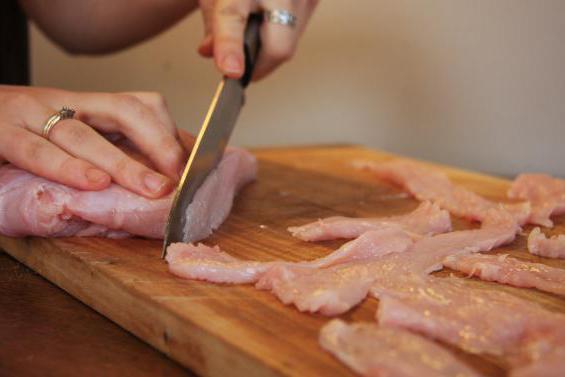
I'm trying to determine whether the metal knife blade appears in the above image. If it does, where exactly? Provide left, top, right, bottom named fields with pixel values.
left=162, top=14, right=262, bottom=257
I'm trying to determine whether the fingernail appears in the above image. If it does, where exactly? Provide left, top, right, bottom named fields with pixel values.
left=86, top=168, right=109, bottom=184
left=144, top=173, right=168, bottom=194
left=222, top=54, right=242, bottom=75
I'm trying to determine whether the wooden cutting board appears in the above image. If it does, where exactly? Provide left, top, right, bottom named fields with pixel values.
left=1, top=145, right=564, bottom=377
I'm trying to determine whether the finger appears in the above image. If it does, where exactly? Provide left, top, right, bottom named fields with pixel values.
left=252, top=0, right=303, bottom=81
left=212, top=0, right=254, bottom=78
left=122, top=92, right=177, bottom=135
left=200, top=0, right=215, bottom=36
left=47, top=118, right=173, bottom=198
left=0, top=125, right=110, bottom=191
left=198, top=34, right=214, bottom=57
left=56, top=92, right=186, bottom=180
left=177, top=129, right=196, bottom=151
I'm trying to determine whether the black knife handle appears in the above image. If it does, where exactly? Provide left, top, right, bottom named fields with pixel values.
left=240, top=13, right=262, bottom=87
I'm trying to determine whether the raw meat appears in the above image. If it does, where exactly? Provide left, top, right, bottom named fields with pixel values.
left=361, top=160, right=530, bottom=225
left=288, top=201, right=451, bottom=241
left=0, top=148, right=257, bottom=240
left=166, top=242, right=273, bottom=284
left=443, top=252, right=565, bottom=296
left=508, top=174, right=565, bottom=227
left=319, top=319, right=482, bottom=377
left=167, top=227, right=415, bottom=287
left=375, top=276, right=565, bottom=372
left=257, top=208, right=519, bottom=315
left=257, top=263, right=375, bottom=316
left=527, top=227, right=565, bottom=259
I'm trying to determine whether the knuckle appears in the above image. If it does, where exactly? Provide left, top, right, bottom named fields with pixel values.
left=5, top=92, right=38, bottom=111
left=216, top=2, right=248, bottom=22
left=148, top=92, right=169, bottom=111
left=24, top=139, right=46, bottom=162
left=117, top=94, right=143, bottom=110
left=59, top=157, right=81, bottom=174
left=55, top=121, right=91, bottom=144
left=113, top=156, right=131, bottom=175
left=266, top=44, right=296, bottom=62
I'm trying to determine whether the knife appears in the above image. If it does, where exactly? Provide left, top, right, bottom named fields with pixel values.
left=162, top=14, right=262, bottom=257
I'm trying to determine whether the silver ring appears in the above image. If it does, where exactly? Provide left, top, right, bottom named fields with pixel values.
left=264, top=9, right=297, bottom=28
left=42, top=107, right=76, bottom=139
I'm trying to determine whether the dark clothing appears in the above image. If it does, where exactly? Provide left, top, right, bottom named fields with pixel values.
left=1, top=0, right=29, bottom=85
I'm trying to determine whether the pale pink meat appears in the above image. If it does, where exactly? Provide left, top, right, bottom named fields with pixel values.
left=527, top=227, right=565, bottom=259
left=288, top=201, right=451, bottom=241
left=508, top=174, right=565, bottom=227
left=319, top=319, right=482, bottom=377
left=166, top=227, right=415, bottom=288
left=0, top=148, right=257, bottom=240
left=166, top=243, right=274, bottom=284
left=362, top=160, right=530, bottom=225
left=376, top=277, right=565, bottom=359
left=256, top=209, right=519, bottom=315
left=257, top=263, right=375, bottom=315
left=443, top=252, right=565, bottom=296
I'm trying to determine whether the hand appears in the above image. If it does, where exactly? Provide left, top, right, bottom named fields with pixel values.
left=197, top=0, right=319, bottom=81
left=0, top=86, right=187, bottom=198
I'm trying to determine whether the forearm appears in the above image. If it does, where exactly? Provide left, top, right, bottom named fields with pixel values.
left=19, top=0, right=199, bottom=54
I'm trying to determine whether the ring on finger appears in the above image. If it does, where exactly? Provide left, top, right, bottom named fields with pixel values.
left=42, top=107, right=76, bottom=139
left=264, top=9, right=297, bottom=28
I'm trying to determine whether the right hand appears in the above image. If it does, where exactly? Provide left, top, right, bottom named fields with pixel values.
left=0, top=85, right=187, bottom=198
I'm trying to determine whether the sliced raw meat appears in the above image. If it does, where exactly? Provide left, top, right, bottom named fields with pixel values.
left=256, top=209, right=519, bottom=315
left=320, top=319, right=482, bottom=377
left=527, top=227, right=565, bottom=259
left=508, top=174, right=565, bottom=227
left=0, top=148, right=257, bottom=240
left=257, top=263, right=374, bottom=316
left=361, top=160, right=530, bottom=225
left=166, top=243, right=274, bottom=284
left=167, top=227, right=414, bottom=287
left=443, top=253, right=565, bottom=296
left=389, top=208, right=520, bottom=276
left=304, top=227, right=414, bottom=268
left=288, top=201, right=451, bottom=241
left=376, top=276, right=565, bottom=361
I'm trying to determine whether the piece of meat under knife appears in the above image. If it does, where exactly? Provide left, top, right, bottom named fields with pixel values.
left=0, top=148, right=257, bottom=240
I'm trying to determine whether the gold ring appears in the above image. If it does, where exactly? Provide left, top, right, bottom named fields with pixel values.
left=42, top=107, right=76, bottom=139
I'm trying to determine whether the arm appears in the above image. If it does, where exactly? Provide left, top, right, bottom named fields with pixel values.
left=19, top=0, right=198, bottom=54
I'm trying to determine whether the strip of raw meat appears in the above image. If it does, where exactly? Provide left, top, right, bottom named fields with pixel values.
left=166, top=243, right=274, bottom=284
left=443, top=253, right=565, bottom=296
left=391, top=208, right=520, bottom=276
left=257, top=262, right=375, bottom=315
left=304, top=227, right=414, bottom=268
left=375, top=276, right=565, bottom=371
left=319, top=319, right=482, bottom=377
left=0, top=148, right=257, bottom=240
left=508, top=173, right=565, bottom=227
left=288, top=201, right=451, bottom=241
left=166, top=227, right=415, bottom=287
left=527, top=227, right=565, bottom=259
left=361, top=160, right=530, bottom=225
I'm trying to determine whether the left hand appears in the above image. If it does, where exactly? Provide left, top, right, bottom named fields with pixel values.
left=197, top=0, right=319, bottom=81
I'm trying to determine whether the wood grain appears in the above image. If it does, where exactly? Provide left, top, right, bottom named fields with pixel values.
left=1, top=145, right=564, bottom=377
left=0, top=252, right=192, bottom=377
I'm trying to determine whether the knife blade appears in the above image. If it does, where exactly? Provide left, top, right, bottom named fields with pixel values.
left=162, top=14, right=262, bottom=257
